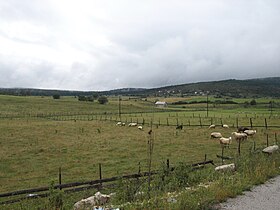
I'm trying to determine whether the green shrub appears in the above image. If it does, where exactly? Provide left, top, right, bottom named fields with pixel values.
left=48, top=181, right=64, bottom=209
left=98, top=96, right=108, bottom=104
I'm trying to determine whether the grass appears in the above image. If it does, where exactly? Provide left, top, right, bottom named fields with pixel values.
left=3, top=152, right=279, bottom=210
left=118, top=152, right=280, bottom=210
left=0, top=94, right=279, bottom=209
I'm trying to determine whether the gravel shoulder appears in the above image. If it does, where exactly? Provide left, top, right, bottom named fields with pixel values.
left=218, top=175, right=280, bottom=210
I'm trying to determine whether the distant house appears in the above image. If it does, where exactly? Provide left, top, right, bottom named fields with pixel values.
left=155, top=101, right=168, bottom=108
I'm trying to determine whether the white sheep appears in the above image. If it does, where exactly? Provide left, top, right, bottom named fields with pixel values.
left=222, top=124, right=229, bottom=128
left=116, top=122, right=122, bottom=126
left=128, top=122, right=137, bottom=127
left=244, top=129, right=256, bottom=136
left=219, top=137, right=232, bottom=147
left=211, top=132, right=223, bottom=138
left=208, top=124, right=216, bottom=129
left=138, top=126, right=143, bottom=130
left=262, top=145, right=279, bottom=154
left=232, top=132, right=247, bottom=141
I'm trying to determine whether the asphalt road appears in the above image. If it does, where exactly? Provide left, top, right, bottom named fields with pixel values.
left=219, top=175, right=280, bottom=210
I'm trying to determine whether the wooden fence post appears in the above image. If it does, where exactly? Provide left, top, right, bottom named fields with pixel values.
left=221, top=146, right=224, bottom=164
left=267, top=134, right=269, bottom=147
left=250, top=118, right=253, bottom=128
left=59, top=167, right=62, bottom=190
left=166, top=159, right=170, bottom=170
left=138, top=162, right=141, bottom=174
left=275, top=133, right=278, bottom=145
left=238, top=140, right=241, bottom=155
left=236, top=118, right=239, bottom=128
left=167, top=118, right=169, bottom=126
left=99, top=163, right=102, bottom=180
left=265, top=118, right=267, bottom=129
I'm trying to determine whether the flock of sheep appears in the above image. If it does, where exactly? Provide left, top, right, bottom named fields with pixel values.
left=209, top=124, right=257, bottom=147
left=116, top=121, right=143, bottom=130
left=115, top=121, right=257, bottom=143
left=113, top=118, right=278, bottom=175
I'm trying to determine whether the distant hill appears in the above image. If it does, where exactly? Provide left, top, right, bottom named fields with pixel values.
left=139, top=77, right=280, bottom=98
left=0, top=77, right=279, bottom=98
left=0, top=88, right=100, bottom=97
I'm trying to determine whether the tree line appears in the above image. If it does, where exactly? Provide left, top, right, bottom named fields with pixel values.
left=53, top=94, right=108, bottom=104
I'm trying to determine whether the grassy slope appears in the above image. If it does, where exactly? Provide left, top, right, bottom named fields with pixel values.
left=0, top=95, right=279, bottom=209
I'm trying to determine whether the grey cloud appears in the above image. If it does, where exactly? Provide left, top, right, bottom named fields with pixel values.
left=0, top=0, right=280, bottom=90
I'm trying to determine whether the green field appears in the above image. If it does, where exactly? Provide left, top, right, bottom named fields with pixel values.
left=0, top=95, right=279, bottom=208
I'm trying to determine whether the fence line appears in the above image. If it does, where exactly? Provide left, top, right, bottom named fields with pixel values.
left=42, top=114, right=280, bottom=129
left=2, top=110, right=272, bottom=127
left=0, top=159, right=214, bottom=205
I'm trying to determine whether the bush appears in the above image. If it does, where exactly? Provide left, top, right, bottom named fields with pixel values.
left=78, top=95, right=86, bottom=101
left=48, top=181, right=64, bottom=209
left=214, top=100, right=238, bottom=104
left=78, top=95, right=94, bottom=102
left=250, top=99, right=257, bottom=105
left=244, top=101, right=250, bottom=108
left=98, top=96, right=108, bottom=104
left=53, top=94, right=60, bottom=99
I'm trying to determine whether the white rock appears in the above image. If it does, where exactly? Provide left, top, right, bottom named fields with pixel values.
left=215, top=163, right=235, bottom=172
left=73, top=192, right=112, bottom=210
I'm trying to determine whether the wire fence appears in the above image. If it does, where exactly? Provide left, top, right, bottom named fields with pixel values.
left=1, top=110, right=279, bottom=129
left=0, top=158, right=215, bottom=205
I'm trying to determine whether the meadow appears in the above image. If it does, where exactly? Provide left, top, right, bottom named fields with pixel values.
left=0, top=94, right=279, bottom=209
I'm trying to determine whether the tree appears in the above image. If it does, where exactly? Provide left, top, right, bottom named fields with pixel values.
left=53, top=94, right=60, bottom=99
left=92, top=94, right=99, bottom=100
left=87, top=96, right=94, bottom=102
left=98, top=96, right=108, bottom=104
left=244, top=101, right=250, bottom=108
left=250, top=99, right=257, bottom=106
left=78, top=95, right=94, bottom=102
left=78, top=95, right=86, bottom=101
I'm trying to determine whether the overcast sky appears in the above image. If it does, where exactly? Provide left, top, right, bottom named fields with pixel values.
left=0, top=0, right=279, bottom=91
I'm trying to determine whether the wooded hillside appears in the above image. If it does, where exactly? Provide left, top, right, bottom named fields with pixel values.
left=1, top=77, right=279, bottom=98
